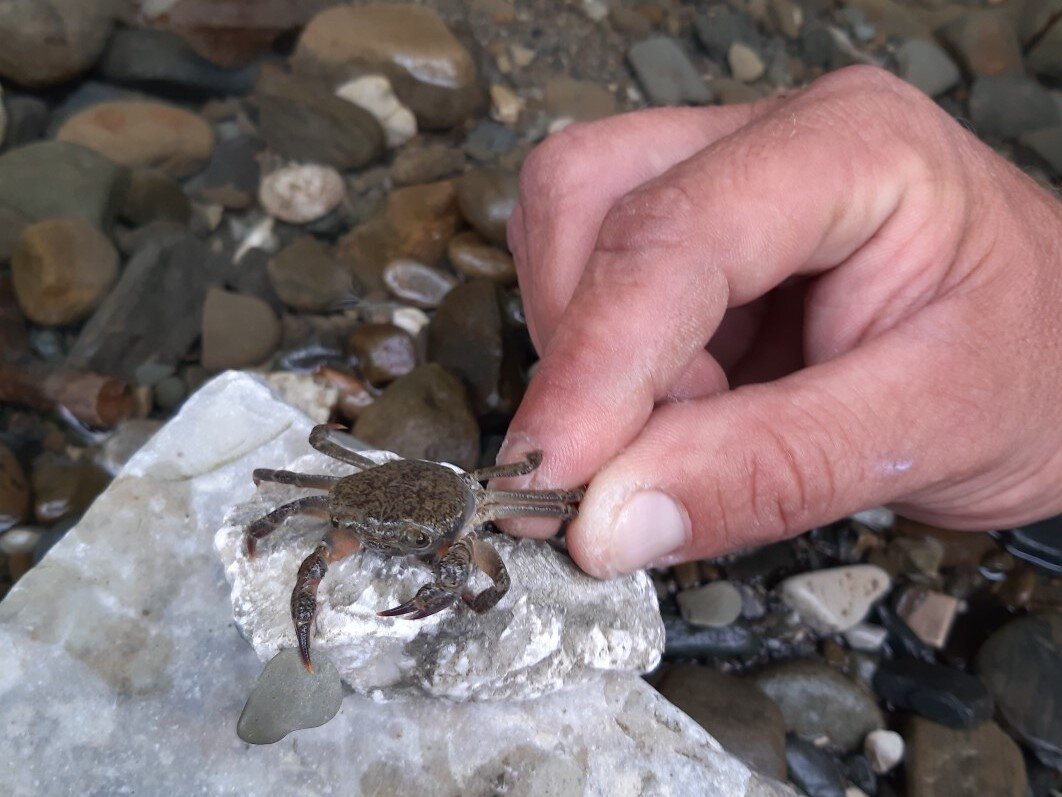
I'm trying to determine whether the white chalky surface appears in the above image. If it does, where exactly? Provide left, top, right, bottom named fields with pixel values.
left=0, top=372, right=796, bottom=797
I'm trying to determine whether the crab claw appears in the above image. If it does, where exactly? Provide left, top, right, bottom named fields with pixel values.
left=378, top=584, right=457, bottom=620
left=245, top=536, right=257, bottom=559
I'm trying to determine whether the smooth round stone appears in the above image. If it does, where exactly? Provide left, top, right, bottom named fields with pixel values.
left=864, top=729, right=904, bottom=774
left=777, top=564, right=891, bottom=633
left=391, top=306, right=431, bottom=338
left=381, top=259, right=457, bottom=308
left=543, top=77, right=616, bottom=123
left=200, top=288, right=281, bottom=371
left=969, top=75, right=1060, bottom=140
left=785, top=735, right=847, bottom=797
left=259, top=164, right=345, bottom=225
left=0, top=443, right=29, bottom=533
left=12, top=218, right=119, bottom=326
left=872, top=658, right=993, bottom=729
left=728, top=42, right=766, bottom=82
left=447, top=231, right=517, bottom=284
left=121, top=168, right=192, bottom=227
left=656, top=664, right=787, bottom=780
left=943, top=10, right=1023, bottom=78
left=976, top=613, right=1062, bottom=767
left=752, top=659, right=884, bottom=753
left=627, top=37, right=713, bottom=106
left=0, top=526, right=41, bottom=555
left=30, top=455, right=109, bottom=524
left=456, top=168, right=519, bottom=247
left=154, top=375, right=187, bottom=411
left=906, top=718, right=1027, bottom=797
left=391, top=144, right=466, bottom=187
left=662, top=605, right=763, bottom=659
left=267, top=237, right=354, bottom=313
left=346, top=323, right=417, bottom=385
left=56, top=101, right=215, bottom=179
left=896, top=39, right=961, bottom=97
left=336, top=75, right=417, bottom=149
left=353, top=364, right=479, bottom=471
left=677, top=580, right=743, bottom=628
left=237, top=648, right=344, bottom=745
left=0, top=0, right=114, bottom=87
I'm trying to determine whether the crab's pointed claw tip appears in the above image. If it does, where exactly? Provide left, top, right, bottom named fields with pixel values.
left=304, top=662, right=315, bottom=675
left=377, top=601, right=417, bottom=617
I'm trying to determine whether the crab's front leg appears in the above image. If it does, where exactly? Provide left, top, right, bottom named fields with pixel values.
left=291, top=529, right=363, bottom=673
left=378, top=537, right=475, bottom=620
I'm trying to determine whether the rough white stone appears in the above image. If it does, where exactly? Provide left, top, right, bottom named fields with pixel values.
left=864, top=729, right=905, bottom=774
left=259, top=164, right=345, bottom=225
left=777, top=565, right=891, bottom=634
left=851, top=507, right=894, bottom=531
left=336, top=75, right=417, bottom=148
left=217, top=449, right=665, bottom=701
left=261, top=372, right=338, bottom=424
left=0, top=371, right=794, bottom=797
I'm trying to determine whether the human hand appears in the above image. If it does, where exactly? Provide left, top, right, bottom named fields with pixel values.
left=494, top=65, right=1062, bottom=579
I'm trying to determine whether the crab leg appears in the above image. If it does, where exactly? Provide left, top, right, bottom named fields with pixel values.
left=378, top=537, right=474, bottom=619
left=245, top=495, right=330, bottom=558
left=291, top=529, right=362, bottom=674
left=483, top=487, right=585, bottom=504
left=253, top=469, right=340, bottom=490
left=470, top=450, right=543, bottom=481
left=474, top=502, right=578, bottom=524
left=309, top=423, right=378, bottom=470
left=464, top=537, right=511, bottom=613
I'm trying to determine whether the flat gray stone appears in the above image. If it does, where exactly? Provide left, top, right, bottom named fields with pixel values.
left=628, top=38, right=713, bottom=106
left=237, top=648, right=344, bottom=744
left=0, top=372, right=794, bottom=796
left=896, top=39, right=961, bottom=97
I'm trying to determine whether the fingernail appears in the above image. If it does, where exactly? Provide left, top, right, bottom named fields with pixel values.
left=609, top=491, right=690, bottom=574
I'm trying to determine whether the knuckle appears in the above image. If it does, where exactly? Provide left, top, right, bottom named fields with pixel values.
left=518, top=121, right=600, bottom=205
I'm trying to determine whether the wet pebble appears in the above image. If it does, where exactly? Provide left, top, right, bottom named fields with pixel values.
left=667, top=603, right=764, bottom=660
left=656, top=664, right=787, bottom=780
left=677, top=580, right=743, bottom=628
left=336, top=75, right=417, bottom=149
left=200, top=288, right=281, bottom=371
left=12, top=218, right=119, bottom=326
left=844, top=754, right=877, bottom=795
left=259, top=164, right=345, bottom=225
left=0, top=443, right=29, bottom=533
left=267, top=237, right=354, bottom=313
left=864, top=729, right=904, bottom=774
left=237, top=647, right=344, bottom=745
left=353, top=363, right=480, bottom=471
left=873, top=659, right=994, bottom=729
left=627, top=37, right=713, bottom=105
left=896, top=39, right=961, bottom=97
left=346, top=323, right=416, bottom=386
left=0, top=0, right=114, bottom=87
left=391, top=144, right=466, bottom=187
left=0, top=526, right=41, bottom=555
left=906, top=717, right=1027, bottom=797
left=976, top=613, right=1062, bottom=768
left=943, top=11, right=1024, bottom=78
left=785, top=735, right=847, bottom=797
left=463, top=120, right=516, bottom=162
left=969, top=75, right=1059, bottom=140
left=30, top=455, right=109, bottom=525
left=752, top=658, right=884, bottom=753
left=728, top=42, right=766, bottom=82
left=778, top=564, right=891, bottom=633
left=382, top=259, right=457, bottom=308
left=56, top=101, right=215, bottom=179
left=194, top=134, right=262, bottom=210
left=543, top=77, right=616, bottom=122
left=456, top=168, right=519, bottom=247
left=154, top=375, right=187, bottom=412
left=448, top=231, right=517, bottom=284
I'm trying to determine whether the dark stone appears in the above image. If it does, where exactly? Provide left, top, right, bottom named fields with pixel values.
left=120, top=169, right=192, bottom=227
left=785, top=735, right=846, bottom=797
left=655, top=664, right=787, bottom=780
left=845, top=754, right=878, bottom=794
left=1020, top=126, right=1062, bottom=178
left=346, top=323, right=417, bottom=386
left=662, top=604, right=764, bottom=659
left=875, top=603, right=937, bottom=663
left=67, top=235, right=222, bottom=377
left=993, top=516, right=1062, bottom=575
left=0, top=94, right=49, bottom=152
left=456, top=168, right=519, bottom=247
left=968, top=75, right=1059, bottom=140
left=427, top=279, right=523, bottom=422
left=0, top=141, right=129, bottom=228
left=463, top=120, right=517, bottom=163
left=0, top=0, right=114, bottom=88
left=353, top=364, right=480, bottom=471
left=0, top=442, right=29, bottom=533
left=725, top=541, right=799, bottom=584
left=391, top=144, right=466, bottom=187
left=192, top=133, right=262, bottom=209
left=30, top=454, right=109, bottom=524
left=799, top=24, right=837, bottom=69
left=694, top=8, right=762, bottom=61
left=751, top=658, right=884, bottom=753
left=267, top=236, right=355, bottom=312
left=0, top=204, right=31, bottom=262
left=976, top=613, right=1062, bottom=768
left=254, top=71, right=385, bottom=171
left=906, top=717, right=1028, bottom=797
left=873, top=659, right=993, bottom=729
left=99, top=28, right=260, bottom=97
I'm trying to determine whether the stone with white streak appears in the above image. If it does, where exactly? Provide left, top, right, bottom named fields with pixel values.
left=778, top=565, right=891, bottom=633
left=217, top=447, right=665, bottom=700
left=336, top=75, right=417, bottom=148
left=0, top=372, right=794, bottom=797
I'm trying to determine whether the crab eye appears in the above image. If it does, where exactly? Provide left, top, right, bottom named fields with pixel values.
left=414, top=532, right=430, bottom=548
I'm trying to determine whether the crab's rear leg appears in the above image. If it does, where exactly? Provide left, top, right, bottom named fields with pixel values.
left=292, top=529, right=362, bottom=674
left=378, top=537, right=474, bottom=620
left=471, top=450, right=542, bottom=481
left=309, top=424, right=378, bottom=470
left=464, top=537, right=510, bottom=613
left=253, top=469, right=339, bottom=490
left=245, top=495, right=330, bottom=558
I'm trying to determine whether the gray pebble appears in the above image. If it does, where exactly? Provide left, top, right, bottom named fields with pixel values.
left=237, top=648, right=344, bottom=745
left=896, top=39, right=961, bottom=98
left=677, top=580, right=744, bottom=628
left=628, top=38, right=712, bottom=106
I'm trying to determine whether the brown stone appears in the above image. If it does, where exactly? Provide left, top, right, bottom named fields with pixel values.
left=346, top=323, right=416, bottom=386
left=57, top=101, right=215, bottom=179
left=267, top=237, right=355, bottom=313
left=293, top=4, right=484, bottom=129
left=906, top=718, right=1027, bottom=797
left=942, top=11, right=1024, bottom=77
left=391, top=144, right=466, bottom=187
left=200, top=288, right=281, bottom=371
left=543, top=77, right=616, bottom=122
left=0, top=0, right=114, bottom=87
left=12, top=219, right=119, bottom=327
left=31, top=454, right=109, bottom=524
left=456, top=168, right=519, bottom=247
left=336, top=180, right=460, bottom=294
left=0, top=443, right=29, bottom=533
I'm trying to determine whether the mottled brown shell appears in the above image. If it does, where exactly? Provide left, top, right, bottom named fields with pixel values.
left=329, top=459, right=473, bottom=539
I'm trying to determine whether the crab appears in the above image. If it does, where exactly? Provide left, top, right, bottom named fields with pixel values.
left=244, top=424, right=584, bottom=673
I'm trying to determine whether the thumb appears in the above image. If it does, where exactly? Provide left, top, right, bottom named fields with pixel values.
left=566, top=325, right=993, bottom=578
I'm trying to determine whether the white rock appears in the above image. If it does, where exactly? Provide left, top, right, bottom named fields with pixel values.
left=0, top=372, right=794, bottom=797
left=850, top=507, right=894, bottom=531
left=864, top=729, right=904, bottom=774
left=261, top=372, right=338, bottom=424
left=843, top=622, right=888, bottom=652
left=0, top=527, right=40, bottom=555
left=391, top=306, right=431, bottom=338
left=778, top=565, right=891, bottom=634
left=728, top=42, right=766, bottom=83
left=336, top=75, right=417, bottom=148
left=216, top=449, right=665, bottom=701
left=490, top=84, right=523, bottom=125
left=259, top=164, right=345, bottom=225
left=582, top=0, right=609, bottom=21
